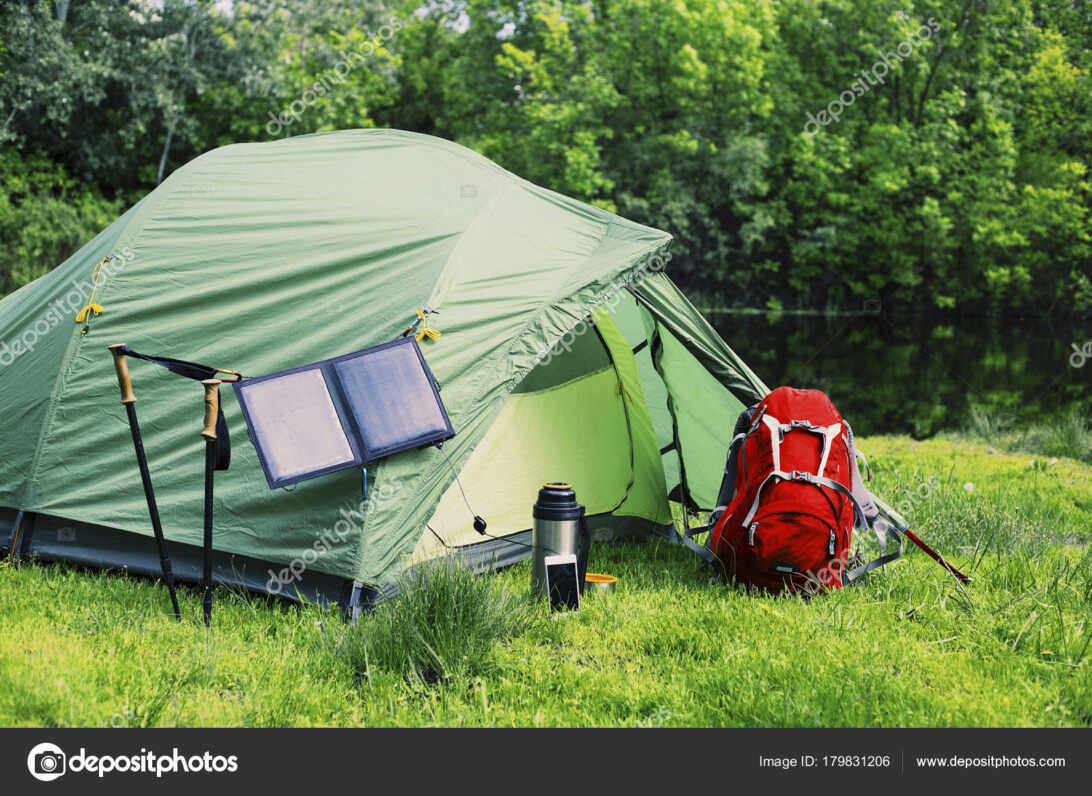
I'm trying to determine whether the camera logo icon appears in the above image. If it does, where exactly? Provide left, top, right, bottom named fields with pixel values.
left=27, top=742, right=66, bottom=781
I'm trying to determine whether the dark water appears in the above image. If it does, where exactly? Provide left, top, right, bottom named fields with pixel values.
left=708, top=310, right=1092, bottom=437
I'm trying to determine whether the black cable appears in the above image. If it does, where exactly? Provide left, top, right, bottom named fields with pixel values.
left=426, top=523, right=456, bottom=549
left=435, top=443, right=479, bottom=523
left=428, top=522, right=554, bottom=555
left=483, top=529, right=558, bottom=556
left=432, top=443, right=560, bottom=556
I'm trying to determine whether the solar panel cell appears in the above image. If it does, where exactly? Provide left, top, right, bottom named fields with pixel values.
left=238, top=369, right=355, bottom=483
left=335, top=345, right=451, bottom=458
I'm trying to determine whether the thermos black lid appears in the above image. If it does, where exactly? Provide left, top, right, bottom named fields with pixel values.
left=534, top=482, right=585, bottom=520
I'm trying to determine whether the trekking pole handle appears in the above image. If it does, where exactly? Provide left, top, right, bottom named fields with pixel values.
left=107, top=343, right=136, bottom=404
left=201, top=379, right=221, bottom=441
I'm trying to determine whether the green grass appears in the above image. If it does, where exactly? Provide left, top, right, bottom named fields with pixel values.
left=956, top=407, right=1092, bottom=464
left=1, top=435, right=1089, bottom=727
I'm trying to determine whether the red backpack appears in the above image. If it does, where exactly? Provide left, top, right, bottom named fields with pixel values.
left=685, top=387, right=969, bottom=595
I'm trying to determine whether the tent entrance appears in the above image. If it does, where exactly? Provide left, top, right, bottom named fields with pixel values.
left=413, top=306, right=674, bottom=562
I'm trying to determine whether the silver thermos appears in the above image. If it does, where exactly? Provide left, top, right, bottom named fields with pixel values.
left=531, top=482, right=590, bottom=599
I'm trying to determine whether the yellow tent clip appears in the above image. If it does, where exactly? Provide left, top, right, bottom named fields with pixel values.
left=416, top=323, right=441, bottom=343
left=75, top=256, right=112, bottom=335
left=401, top=306, right=441, bottom=343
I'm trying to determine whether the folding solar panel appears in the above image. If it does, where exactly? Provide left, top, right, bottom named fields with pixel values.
left=234, top=338, right=454, bottom=489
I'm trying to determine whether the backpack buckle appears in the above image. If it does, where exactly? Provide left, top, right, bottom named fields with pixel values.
left=790, top=470, right=816, bottom=484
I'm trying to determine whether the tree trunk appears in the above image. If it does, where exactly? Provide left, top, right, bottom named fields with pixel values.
left=156, top=20, right=201, bottom=186
left=156, top=126, right=174, bottom=185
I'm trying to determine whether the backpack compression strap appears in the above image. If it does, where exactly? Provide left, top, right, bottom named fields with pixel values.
left=843, top=519, right=905, bottom=584
left=680, top=524, right=718, bottom=567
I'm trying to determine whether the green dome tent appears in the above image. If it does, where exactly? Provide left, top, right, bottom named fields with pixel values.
left=0, top=128, right=770, bottom=611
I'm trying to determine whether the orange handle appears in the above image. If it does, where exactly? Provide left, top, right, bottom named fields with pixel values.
left=201, top=379, right=221, bottom=441
left=107, top=344, right=136, bottom=404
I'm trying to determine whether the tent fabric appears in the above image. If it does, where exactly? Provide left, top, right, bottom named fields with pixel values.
left=0, top=128, right=768, bottom=594
left=589, top=308, right=673, bottom=526
left=653, top=325, right=749, bottom=509
left=420, top=368, right=634, bottom=547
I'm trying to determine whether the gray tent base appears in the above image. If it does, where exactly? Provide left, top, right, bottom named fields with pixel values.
left=1, top=507, right=670, bottom=618
left=1, top=507, right=362, bottom=612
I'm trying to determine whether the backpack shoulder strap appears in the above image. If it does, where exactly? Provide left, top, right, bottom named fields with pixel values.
left=714, top=404, right=757, bottom=510
left=683, top=405, right=757, bottom=571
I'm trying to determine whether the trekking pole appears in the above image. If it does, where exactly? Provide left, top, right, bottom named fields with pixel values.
left=200, top=379, right=221, bottom=627
left=108, top=344, right=182, bottom=621
left=905, top=529, right=972, bottom=584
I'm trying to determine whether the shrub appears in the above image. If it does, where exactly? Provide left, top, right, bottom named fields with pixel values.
left=0, top=154, right=121, bottom=297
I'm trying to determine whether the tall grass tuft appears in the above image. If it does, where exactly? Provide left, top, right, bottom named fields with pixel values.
left=335, top=561, right=540, bottom=686
left=966, top=406, right=1012, bottom=441
left=958, top=407, right=1091, bottom=463
left=1026, top=409, right=1091, bottom=463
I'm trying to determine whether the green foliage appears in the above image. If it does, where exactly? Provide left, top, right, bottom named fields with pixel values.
left=0, top=154, right=121, bottom=295
left=1, top=0, right=1090, bottom=314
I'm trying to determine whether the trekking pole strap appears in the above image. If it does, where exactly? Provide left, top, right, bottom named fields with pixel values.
left=119, top=346, right=243, bottom=382
left=119, top=346, right=239, bottom=471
